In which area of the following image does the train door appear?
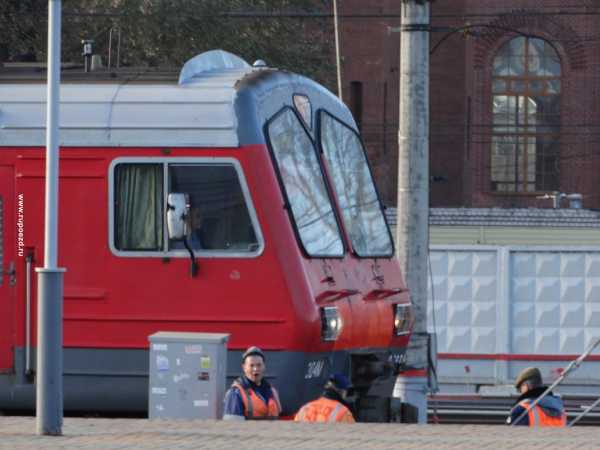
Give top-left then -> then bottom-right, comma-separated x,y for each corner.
0,166 -> 15,370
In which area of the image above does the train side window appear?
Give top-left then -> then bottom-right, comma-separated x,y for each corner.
266,108 -> 344,257
114,163 -> 164,251
167,164 -> 258,252
111,159 -> 262,257
319,111 -> 394,257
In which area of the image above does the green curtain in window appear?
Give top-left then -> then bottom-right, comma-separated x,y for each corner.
115,164 -> 163,250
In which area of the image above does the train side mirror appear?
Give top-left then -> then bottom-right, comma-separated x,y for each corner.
167,193 -> 190,240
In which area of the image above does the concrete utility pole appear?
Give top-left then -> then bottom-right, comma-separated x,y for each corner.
36,0 -> 65,435
333,0 -> 343,101
395,0 -> 430,424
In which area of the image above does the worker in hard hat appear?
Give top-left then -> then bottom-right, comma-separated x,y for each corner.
507,367 -> 566,427
222,346 -> 281,420
294,373 -> 355,423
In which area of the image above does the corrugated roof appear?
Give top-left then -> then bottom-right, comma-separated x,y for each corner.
385,207 -> 600,228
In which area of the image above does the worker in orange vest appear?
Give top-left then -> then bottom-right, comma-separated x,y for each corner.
223,346 -> 281,420
507,367 -> 566,427
294,373 -> 355,423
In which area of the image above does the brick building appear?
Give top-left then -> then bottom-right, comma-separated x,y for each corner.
336,0 -> 600,209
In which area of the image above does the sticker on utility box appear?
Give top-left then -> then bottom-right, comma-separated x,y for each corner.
198,372 -> 210,381
152,343 -> 168,351
193,400 -> 209,407
200,356 -> 211,369
173,373 -> 190,384
185,344 -> 203,354
151,387 -> 167,395
156,355 -> 169,371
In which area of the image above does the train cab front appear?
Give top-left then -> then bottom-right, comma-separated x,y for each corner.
264,96 -> 413,422
306,255 -> 413,423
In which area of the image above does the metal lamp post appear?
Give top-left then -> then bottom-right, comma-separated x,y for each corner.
36,0 -> 65,436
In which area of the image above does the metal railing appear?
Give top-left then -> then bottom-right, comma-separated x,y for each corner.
569,396 -> 600,427
511,337 -> 600,426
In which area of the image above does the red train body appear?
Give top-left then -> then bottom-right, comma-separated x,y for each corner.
0,51 -> 411,420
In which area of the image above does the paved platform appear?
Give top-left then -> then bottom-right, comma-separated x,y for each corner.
0,417 -> 597,449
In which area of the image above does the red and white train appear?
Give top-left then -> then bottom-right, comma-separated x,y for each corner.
0,50 -> 411,420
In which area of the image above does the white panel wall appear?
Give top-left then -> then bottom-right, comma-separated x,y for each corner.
429,249 -> 498,355
429,245 -> 600,394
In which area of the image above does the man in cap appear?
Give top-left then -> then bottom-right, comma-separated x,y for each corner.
222,346 -> 281,420
507,367 -> 566,427
294,373 -> 355,423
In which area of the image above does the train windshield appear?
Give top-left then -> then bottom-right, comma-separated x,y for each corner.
267,108 -> 344,257
319,111 -> 393,257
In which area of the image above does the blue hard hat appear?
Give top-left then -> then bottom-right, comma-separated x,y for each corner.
329,373 -> 351,390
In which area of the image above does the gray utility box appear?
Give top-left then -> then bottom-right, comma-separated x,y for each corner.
148,331 -> 229,420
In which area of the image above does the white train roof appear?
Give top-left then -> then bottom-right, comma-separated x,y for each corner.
0,50 -> 257,148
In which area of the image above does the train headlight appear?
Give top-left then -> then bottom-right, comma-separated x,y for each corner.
320,306 -> 342,341
393,303 -> 412,336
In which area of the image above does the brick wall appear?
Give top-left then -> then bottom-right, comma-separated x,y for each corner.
338,0 -> 600,209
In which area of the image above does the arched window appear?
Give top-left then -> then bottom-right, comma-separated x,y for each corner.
491,37 -> 561,192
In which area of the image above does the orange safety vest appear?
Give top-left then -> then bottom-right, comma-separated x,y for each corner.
232,380 -> 281,420
294,397 -> 355,423
518,400 -> 566,427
